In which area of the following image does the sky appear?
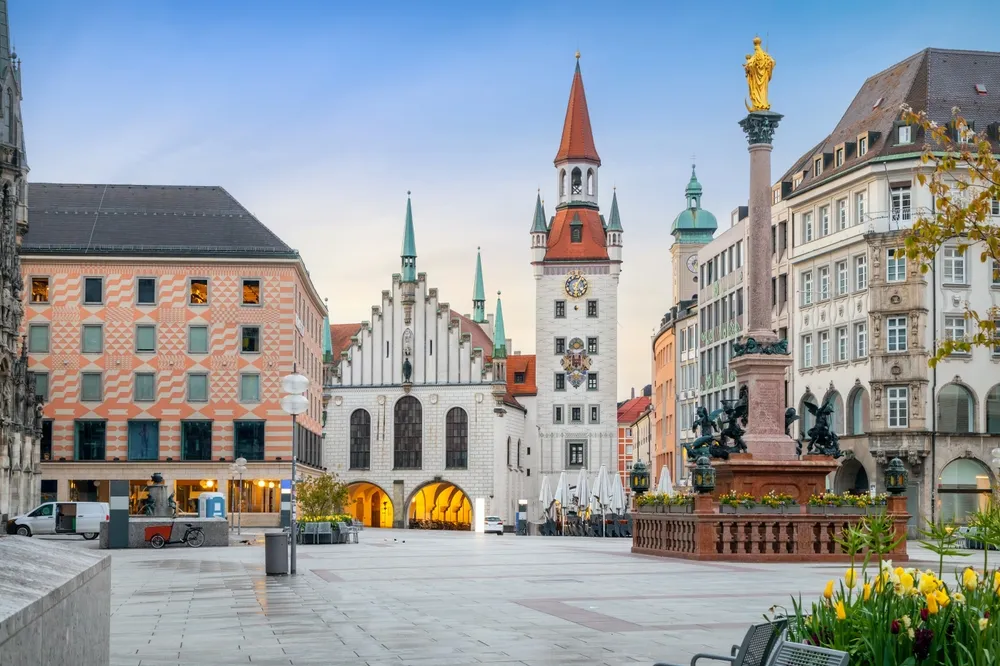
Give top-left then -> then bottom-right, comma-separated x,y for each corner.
12,0 -> 1000,400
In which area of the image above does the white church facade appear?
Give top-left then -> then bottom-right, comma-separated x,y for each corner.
322,56 -> 623,529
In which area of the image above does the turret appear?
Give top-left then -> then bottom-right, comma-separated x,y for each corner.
554,54 -> 601,210
607,188 -> 623,270
491,291 -> 508,401
401,192 -> 417,283
529,192 -> 547,275
472,247 -> 486,323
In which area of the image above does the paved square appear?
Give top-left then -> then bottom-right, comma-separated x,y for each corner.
57,530 -> 993,666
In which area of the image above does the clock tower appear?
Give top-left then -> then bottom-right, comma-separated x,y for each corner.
669,164 -> 717,305
532,54 -> 620,480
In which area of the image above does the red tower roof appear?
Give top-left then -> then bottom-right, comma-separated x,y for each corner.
554,58 -> 601,165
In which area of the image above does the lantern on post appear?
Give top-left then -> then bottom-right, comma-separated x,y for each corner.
630,460 -> 650,497
692,456 -> 716,495
884,457 -> 908,495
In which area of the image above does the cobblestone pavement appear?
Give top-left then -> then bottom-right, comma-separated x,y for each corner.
47,530 -> 993,666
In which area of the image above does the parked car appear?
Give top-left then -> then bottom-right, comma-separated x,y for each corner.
5,501 -> 109,540
484,516 -> 504,535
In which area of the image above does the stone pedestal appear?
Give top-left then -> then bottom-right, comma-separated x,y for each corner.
729,353 -> 796,460
713,453 -> 838,505
146,483 -> 172,518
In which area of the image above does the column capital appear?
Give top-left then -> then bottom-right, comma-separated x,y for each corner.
739,111 -> 783,146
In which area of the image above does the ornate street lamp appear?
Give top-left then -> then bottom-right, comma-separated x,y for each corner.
280,367 -> 310,575
629,459 -> 650,497
692,456 -> 716,495
884,457 -> 908,495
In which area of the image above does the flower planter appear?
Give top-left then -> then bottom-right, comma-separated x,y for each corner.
654,505 -> 666,513
806,505 -> 865,515
668,505 -> 692,514
637,505 -> 652,514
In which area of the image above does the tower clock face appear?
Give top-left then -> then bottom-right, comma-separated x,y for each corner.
564,271 -> 589,298
686,255 -> 698,273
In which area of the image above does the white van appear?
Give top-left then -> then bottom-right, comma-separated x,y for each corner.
6,501 -> 109,540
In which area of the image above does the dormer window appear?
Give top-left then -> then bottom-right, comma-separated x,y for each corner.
793,175 -> 803,189
835,147 -> 844,167
571,168 -> 583,195
814,158 -> 823,177
898,125 -> 912,145
571,227 -> 582,243
858,136 -> 868,157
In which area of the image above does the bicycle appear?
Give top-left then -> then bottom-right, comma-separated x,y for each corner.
149,523 -> 206,549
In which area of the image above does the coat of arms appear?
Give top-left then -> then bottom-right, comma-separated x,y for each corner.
561,337 -> 592,388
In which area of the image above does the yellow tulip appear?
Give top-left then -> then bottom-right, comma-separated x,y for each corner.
963,568 -> 979,591
994,572 -> 1000,593
824,580 -> 835,600
918,573 -> 938,595
844,568 -> 858,589
834,600 -> 847,621
934,589 -> 950,607
981,618 -> 990,632
926,593 -> 939,615
863,583 -> 872,601
897,571 -> 915,596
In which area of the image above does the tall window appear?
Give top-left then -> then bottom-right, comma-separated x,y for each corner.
240,374 -> 261,402
803,212 -> 814,242
554,337 -> 566,354
134,373 -> 155,402
835,148 -> 844,168
83,277 -> 103,305
587,300 -> 598,317
349,409 -> 371,469
30,277 -> 49,303
837,198 -> 848,230
887,316 -> 908,352
568,441 -> 586,468
75,420 -> 106,461
987,385 -> 1000,434
81,372 -> 102,402
858,137 -> 868,157
836,261 -> 848,295
587,373 -> 599,390
942,247 -> 967,284
854,322 -> 868,358
555,301 -> 566,318
189,326 -> 209,354
128,421 -> 159,461
898,125 -> 912,144
188,373 -> 208,402
819,331 -> 830,365
445,407 -> 468,469
801,334 -> 813,368
836,327 -> 848,362
136,277 -> 156,305
887,386 -> 909,428
233,420 -> 265,461
819,206 -> 830,236
181,421 -> 212,461
82,324 -> 103,353
189,278 -> 209,305
393,396 -> 422,469
848,387 -> 870,435
818,266 -> 830,300
890,186 -> 911,224
855,192 -> 866,223
242,279 -> 261,305
887,249 -> 906,282
136,324 -> 156,353
939,384 -> 974,434
801,271 -> 813,305
945,315 -> 967,351
855,255 -> 868,290
28,323 -> 49,353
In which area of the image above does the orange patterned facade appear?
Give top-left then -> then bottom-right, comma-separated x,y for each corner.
21,257 -> 326,526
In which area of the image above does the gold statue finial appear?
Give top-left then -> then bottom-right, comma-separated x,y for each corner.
575,51 -> 580,60
744,36 -> 775,112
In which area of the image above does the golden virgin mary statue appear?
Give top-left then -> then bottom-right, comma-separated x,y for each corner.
744,36 -> 775,112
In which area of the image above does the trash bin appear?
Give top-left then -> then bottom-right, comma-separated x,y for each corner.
264,531 -> 288,575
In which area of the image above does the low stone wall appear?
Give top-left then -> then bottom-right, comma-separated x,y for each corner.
631,495 -> 909,563
0,536 -> 111,665
99,517 -> 229,549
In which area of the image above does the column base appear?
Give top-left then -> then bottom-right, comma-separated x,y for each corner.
713,453 -> 838,504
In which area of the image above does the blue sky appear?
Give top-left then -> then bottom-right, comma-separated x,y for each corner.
13,0 -> 1000,398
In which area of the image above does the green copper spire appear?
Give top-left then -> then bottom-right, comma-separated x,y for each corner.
530,190 -> 547,233
472,247 -> 486,323
671,163 -> 717,242
492,291 -> 507,359
685,163 -> 703,204
321,298 -> 333,363
606,188 -> 623,232
401,191 -> 417,282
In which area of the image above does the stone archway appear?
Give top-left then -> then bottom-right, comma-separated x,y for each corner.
407,481 -> 472,530
834,457 -> 870,495
346,482 -> 393,528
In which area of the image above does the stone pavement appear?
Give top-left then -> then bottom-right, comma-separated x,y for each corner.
46,530 -> 998,666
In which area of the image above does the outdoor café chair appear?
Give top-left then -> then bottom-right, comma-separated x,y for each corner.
339,521 -> 359,544
302,522 -> 319,545
653,618 -> 787,666
315,521 -> 334,544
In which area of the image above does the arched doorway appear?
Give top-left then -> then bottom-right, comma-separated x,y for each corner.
938,458 -> 993,525
347,482 -> 393,528
835,458 -> 870,495
408,481 -> 472,530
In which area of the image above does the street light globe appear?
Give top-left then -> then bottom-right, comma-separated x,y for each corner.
268,481 -> 275,489
280,393 -> 309,415
282,372 -> 310,395
257,480 -> 265,488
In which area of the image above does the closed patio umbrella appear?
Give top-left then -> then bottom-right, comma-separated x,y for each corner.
573,467 -> 590,513
538,476 -> 554,519
657,467 -> 675,496
590,465 -> 613,537
552,472 -> 569,536
609,471 -> 626,515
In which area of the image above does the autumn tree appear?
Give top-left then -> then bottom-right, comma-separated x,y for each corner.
901,104 -> 1000,365
296,472 -> 349,520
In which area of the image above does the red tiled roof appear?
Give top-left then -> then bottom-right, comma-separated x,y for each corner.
544,207 -> 608,261
503,391 -> 527,413
617,396 -> 651,424
330,323 -> 362,358
450,310 -> 492,355
554,62 -> 601,165
506,354 -> 537,396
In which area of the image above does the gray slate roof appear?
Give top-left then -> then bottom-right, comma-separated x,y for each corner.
23,183 -> 297,258
780,48 -> 1000,193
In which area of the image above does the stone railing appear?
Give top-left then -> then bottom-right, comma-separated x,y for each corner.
632,496 -> 909,563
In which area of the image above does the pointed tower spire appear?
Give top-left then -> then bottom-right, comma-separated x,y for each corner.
0,1 -> 11,67
530,191 -> 547,233
401,191 -> 417,282
554,54 -> 601,165
492,291 -> 507,359
607,189 -> 623,232
685,163 -> 703,208
472,247 -> 486,323
322,298 -> 333,364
